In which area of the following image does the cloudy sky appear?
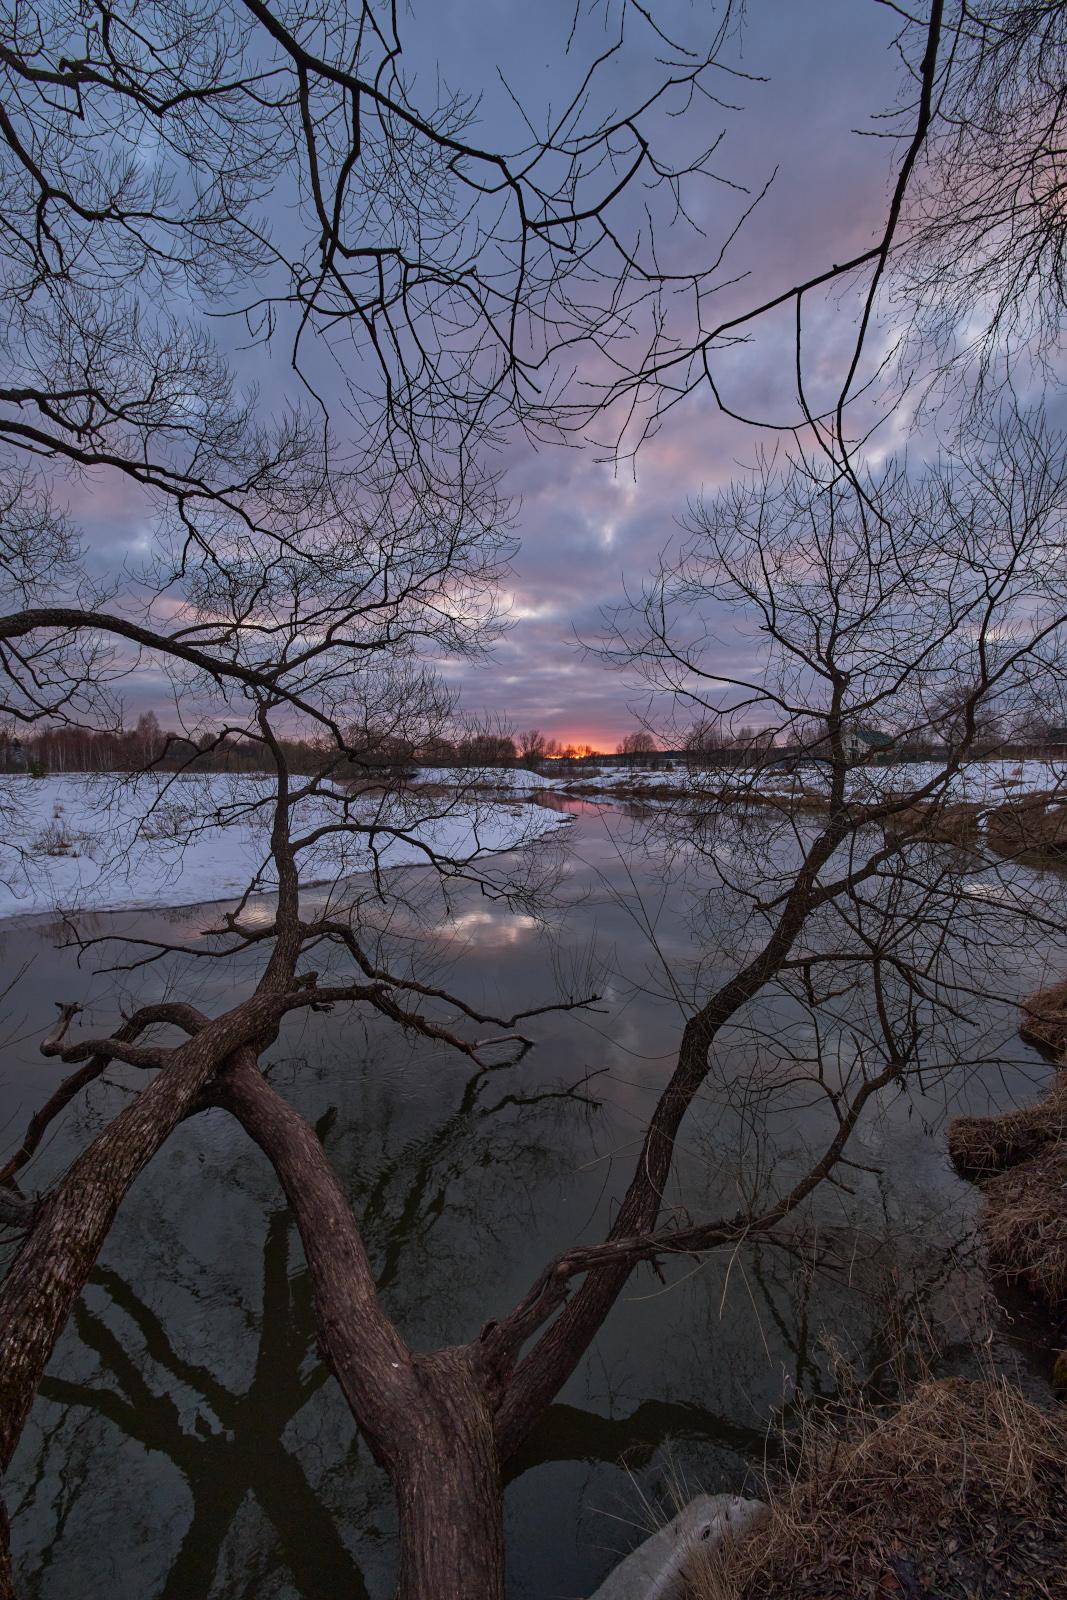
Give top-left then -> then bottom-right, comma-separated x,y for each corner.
76,0 -> 911,749
436,0 -> 905,748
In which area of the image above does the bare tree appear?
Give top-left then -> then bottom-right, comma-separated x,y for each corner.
616,729 -> 658,767
517,728 -> 548,767
893,0 -> 1067,397
584,2 -> 1061,485
0,7 -> 756,1592
3,5 -> 1067,1598
4,416 -> 1065,1599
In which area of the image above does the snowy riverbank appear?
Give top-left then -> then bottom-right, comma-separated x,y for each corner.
548,756 -> 1067,805
0,774 -> 571,921
411,756 -> 1067,805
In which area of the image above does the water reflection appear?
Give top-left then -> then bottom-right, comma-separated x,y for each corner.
39,1208 -> 366,1600
3,806 -> 1062,1599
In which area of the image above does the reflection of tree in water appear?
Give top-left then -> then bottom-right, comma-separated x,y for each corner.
38,1219 -> 366,1600
16,1058 -> 760,1598
11,1038 -> 992,1598
508,1399 -> 763,1481
28,1238 -> 773,1600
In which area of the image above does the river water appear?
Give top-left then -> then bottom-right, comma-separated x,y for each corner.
1,799 -> 1061,1599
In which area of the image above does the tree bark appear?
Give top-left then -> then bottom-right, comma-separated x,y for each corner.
0,994 -> 282,1474
215,1055 -> 509,1599
0,991 -> 291,1590
394,1350 -> 506,1600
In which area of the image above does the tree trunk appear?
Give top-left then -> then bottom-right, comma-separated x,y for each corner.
0,996 -> 284,1476
0,996 -> 288,1592
394,1350 -> 505,1600
214,1060 -> 507,1599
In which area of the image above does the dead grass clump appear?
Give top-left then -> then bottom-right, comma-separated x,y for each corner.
983,1145 -> 1067,1304
683,1377 -> 1067,1600
1020,976 -> 1067,1061
881,801 -> 981,847
30,821 -> 93,858
948,1083 -> 1067,1179
949,970 -> 1067,1311
987,794 -> 1067,864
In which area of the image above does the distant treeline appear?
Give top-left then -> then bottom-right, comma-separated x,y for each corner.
3,712 -> 1065,777
0,715 -> 543,775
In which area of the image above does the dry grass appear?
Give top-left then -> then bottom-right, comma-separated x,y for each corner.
948,1098 -> 1067,1308
987,795 -> 1067,865
684,1378 -> 1067,1600
30,820 -> 93,858
949,1083 -> 1067,1180
984,1145 -> 1067,1304
1020,977 -> 1067,1062
948,971 -> 1067,1310
880,801 -> 982,847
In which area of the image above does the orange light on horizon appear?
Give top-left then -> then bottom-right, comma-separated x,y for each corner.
542,730 -> 626,755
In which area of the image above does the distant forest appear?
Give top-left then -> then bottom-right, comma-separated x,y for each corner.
4,709 -> 1066,776
0,713 -> 573,775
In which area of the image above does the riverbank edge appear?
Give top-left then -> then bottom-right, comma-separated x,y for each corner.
679,1375 -> 1067,1600
556,775 -> 1067,861
948,976 -> 1067,1314
676,970 -> 1067,1600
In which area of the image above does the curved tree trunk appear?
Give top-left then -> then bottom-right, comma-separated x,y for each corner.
0,995 -> 283,1475
0,994 -> 288,1589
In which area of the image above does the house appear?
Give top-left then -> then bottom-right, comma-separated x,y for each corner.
774,724 -> 893,769
840,726 -> 893,763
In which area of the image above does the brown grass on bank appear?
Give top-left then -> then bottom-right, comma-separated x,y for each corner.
946,972 -> 1067,1310
948,1103 -> 1067,1309
683,1378 -> 1067,1600
948,1082 -> 1067,1180
984,1145 -> 1067,1305
1020,977 -> 1067,1061
880,801 -> 982,847
987,795 -> 1067,865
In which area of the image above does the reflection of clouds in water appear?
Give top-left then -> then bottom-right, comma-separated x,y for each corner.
225,898 -> 279,929
8,807 -> 1064,1600
443,907 -> 540,945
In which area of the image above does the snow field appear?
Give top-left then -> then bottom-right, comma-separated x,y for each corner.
0,773 -> 571,921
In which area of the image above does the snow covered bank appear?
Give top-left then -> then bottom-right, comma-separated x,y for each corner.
554,758 -> 1067,805
413,765 -> 560,791
756,758 -> 1067,806
0,774 -> 571,922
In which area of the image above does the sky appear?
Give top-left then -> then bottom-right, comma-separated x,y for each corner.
405,0 -> 909,749
72,0 -> 911,751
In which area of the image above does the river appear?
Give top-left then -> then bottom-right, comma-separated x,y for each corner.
1,798 -> 1061,1598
